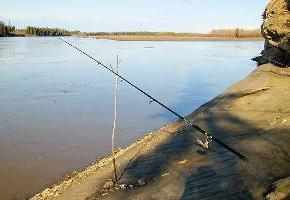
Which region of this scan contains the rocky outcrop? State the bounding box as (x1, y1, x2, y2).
(266, 177, 290, 200)
(254, 0, 290, 67)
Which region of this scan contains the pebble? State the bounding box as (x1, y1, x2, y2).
(119, 184, 127, 190)
(178, 159, 189, 165)
(137, 178, 146, 186)
(103, 179, 114, 189)
(161, 172, 169, 177)
(101, 192, 108, 196)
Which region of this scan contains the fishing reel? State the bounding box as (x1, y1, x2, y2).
(196, 132, 212, 149)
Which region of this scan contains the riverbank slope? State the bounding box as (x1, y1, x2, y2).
(31, 63, 290, 200)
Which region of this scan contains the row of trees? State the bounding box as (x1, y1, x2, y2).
(26, 26, 71, 36)
(0, 20, 72, 37)
(1, 22, 262, 38)
(208, 28, 261, 38)
(85, 28, 261, 38)
(85, 31, 206, 37)
(0, 21, 15, 37)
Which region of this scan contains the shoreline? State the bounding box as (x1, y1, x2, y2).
(80, 35, 263, 41)
(1, 35, 263, 41)
(31, 63, 290, 200)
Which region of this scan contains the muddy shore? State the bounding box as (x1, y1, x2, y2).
(31, 63, 290, 200)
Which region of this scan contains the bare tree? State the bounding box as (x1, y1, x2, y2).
(235, 28, 240, 38)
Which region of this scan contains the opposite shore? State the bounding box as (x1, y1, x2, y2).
(1, 21, 262, 41)
(81, 35, 263, 41)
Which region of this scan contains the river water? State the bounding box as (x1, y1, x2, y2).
(0, 37, 263, 199)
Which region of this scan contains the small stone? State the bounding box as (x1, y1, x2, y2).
(119, 184, 127, 190)
(101, 192, 108, 196)
(65, 179, 72, 185)
(103, 179, 114, 189)
(161, 172, 169, 177)
(42, 188, 50, 195)
(137, 178, 146, 186)
(178, 159, 189, 165)
(270, 121, 276, 125)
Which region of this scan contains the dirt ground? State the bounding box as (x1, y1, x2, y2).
(31, 63, 290, 200)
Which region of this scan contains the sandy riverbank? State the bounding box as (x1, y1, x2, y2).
(31, 63, 290, 200)
(82, 35, 263, 41)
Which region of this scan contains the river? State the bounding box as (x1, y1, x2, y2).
(0, 37, 263, 199)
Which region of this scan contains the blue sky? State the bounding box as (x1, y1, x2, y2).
(0, 0, 268, 32)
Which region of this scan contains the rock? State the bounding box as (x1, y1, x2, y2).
(266, 177, 290, 200)
(262, 0, 290, 49)
(103, 179, 114, 189)
(42, 188, 51, 196)
(66, 179, 73, 185)
(178, 159, 189, 165)
(119, 184, 127, 190)
(255, 0, 290, 67)
(137, 178, 146, 186)
(101, 192, 108, 196)
(161, 172, 169, 177)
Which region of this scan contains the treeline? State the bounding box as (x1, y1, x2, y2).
(85, 31, 206, 37)
(85, 28, 261, 38)
(0, 20, 73, 37)
(208, 28, 261, 38)
(26, 26, 70, 36)
(1, 22, 262, 38)
(0, 21, 15, 37)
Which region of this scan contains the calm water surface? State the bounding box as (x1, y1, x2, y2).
(0, 37, 263, 199)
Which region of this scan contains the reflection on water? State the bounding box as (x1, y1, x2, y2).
(0, 37, 263, 199)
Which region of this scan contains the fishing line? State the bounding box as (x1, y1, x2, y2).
(58, 37, 248, 162)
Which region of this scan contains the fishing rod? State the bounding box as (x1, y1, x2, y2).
(58, 37, 248, 162)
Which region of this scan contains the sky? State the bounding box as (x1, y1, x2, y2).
(0, 0, 268, 33)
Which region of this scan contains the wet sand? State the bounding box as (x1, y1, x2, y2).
(31, 63, 290, 200)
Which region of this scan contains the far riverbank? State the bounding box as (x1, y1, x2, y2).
(82, 35, 263, 41)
